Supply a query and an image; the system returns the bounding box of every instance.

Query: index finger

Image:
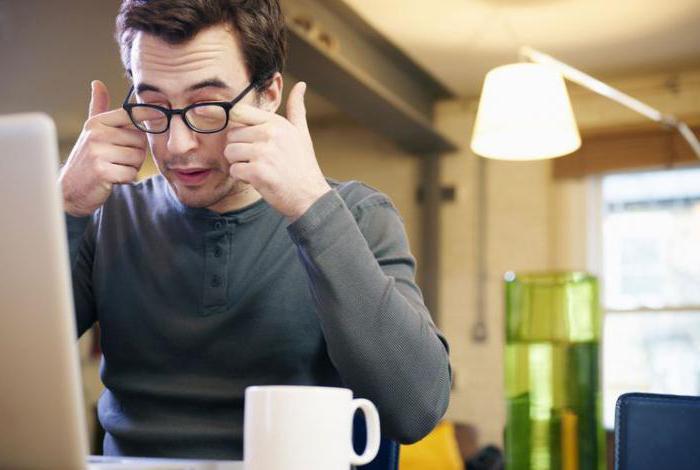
[229,103,276,127]
[95,107,162,130]
[91,107,135,129]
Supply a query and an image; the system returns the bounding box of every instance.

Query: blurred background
[2,0,699,469]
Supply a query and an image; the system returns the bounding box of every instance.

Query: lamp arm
[675,120,700,159]
[519,46,700,159]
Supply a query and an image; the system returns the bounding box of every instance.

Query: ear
[256,72,283,113]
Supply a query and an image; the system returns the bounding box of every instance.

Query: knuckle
[243,169,258,184]
[261,141,275,157]
[84,117,99,131]
[94,161,111,181]
[90,142,107,159]
[223,143,234,159]
[262,125,276,141]
[125,168,138,183]
[94,162,107,180]
[272,124,284,140]
[259,159,273,175]
[87,127,104,142]
[134,151,146,165]
[248,145,260,160]
[84,140,98,156]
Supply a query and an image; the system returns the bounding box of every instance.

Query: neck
[207,181,263,213]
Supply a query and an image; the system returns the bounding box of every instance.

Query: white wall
[310,116,424,270]
[435,98,557,445]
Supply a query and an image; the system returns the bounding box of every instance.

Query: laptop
[0,113,242,470]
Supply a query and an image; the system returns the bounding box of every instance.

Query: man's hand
[224,81,331,221]
[59,80,151,217]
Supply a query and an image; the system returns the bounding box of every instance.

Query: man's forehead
[129,27,247,92]
[135,77,231,95]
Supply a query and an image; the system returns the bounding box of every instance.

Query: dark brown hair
[116,0,287,90]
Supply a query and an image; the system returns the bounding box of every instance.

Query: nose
[166,114,198,157]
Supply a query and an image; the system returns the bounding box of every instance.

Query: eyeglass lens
[129,104,229,133]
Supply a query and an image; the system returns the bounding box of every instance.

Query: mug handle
[349,398,381,466]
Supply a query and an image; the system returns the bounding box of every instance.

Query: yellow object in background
[562,409,580,470]
[399,420,464,470]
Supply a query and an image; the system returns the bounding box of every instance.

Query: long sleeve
[65,212,98,337]
[287,187,452,444]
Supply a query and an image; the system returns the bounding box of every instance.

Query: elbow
[394,367,452,444]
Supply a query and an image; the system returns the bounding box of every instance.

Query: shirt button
[214,221,224,230]
[211,275,221,288]
[214,247,223,258]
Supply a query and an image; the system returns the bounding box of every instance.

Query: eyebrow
[135,78,232,95]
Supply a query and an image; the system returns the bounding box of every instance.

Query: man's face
[129,25,273,211]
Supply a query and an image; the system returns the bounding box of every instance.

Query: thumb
[285,81,309,135]
[88,80,111,118]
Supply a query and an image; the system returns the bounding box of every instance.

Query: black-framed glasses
[122,79,260,134]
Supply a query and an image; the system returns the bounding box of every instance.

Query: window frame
[593,168,700,429]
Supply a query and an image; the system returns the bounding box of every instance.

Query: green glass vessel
[504,271,605,470]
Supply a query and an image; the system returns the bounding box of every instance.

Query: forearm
[65,213,98,337]
[66,213,91,269]
[288,189,451,443]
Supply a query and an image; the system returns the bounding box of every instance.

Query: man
[60,0,451,459]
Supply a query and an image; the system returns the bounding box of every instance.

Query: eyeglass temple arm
[122,86,135,107]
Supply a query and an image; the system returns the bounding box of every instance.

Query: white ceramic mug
[244,385,381,470]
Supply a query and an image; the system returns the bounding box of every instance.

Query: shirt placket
[202,218,233,313]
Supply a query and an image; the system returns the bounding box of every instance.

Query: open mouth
[172,168,212,185]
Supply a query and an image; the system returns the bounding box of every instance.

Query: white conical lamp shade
[470,63,581,160]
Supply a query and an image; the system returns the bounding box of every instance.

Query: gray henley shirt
[66,175,451,459]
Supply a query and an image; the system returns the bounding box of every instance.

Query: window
[601,167,700,428]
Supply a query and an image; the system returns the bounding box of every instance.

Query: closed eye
[141,101,169,108]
